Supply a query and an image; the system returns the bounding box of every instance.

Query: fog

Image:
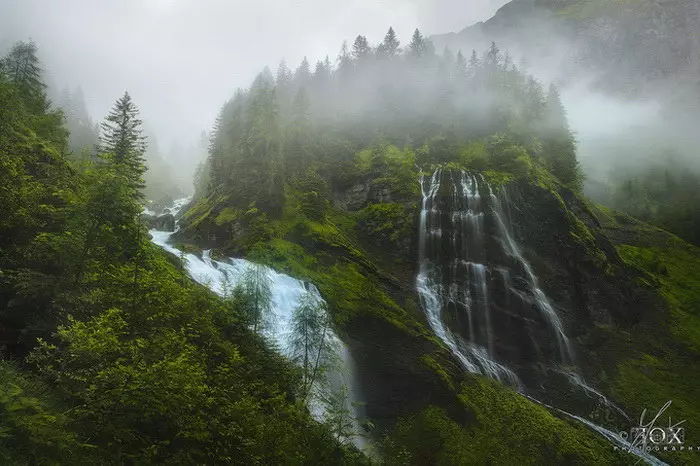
[3,0,698,201]
[0,0,507,149]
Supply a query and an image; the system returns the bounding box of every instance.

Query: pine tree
[408,29,426,58]
[378,27,400,59]
[541,84,581,189]
[456,50,467,79]
[485,41,501,67]
[323,385,357,449]
[290,291,337,400]
[352,35,371,61]
[276,60,292,86]
[238,264,274,334]
[295,57,312,85]
[0,41,47,113]
[99,92,147,197]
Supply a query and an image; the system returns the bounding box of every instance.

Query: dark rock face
[143,213,176,232]
[333,182,370,211]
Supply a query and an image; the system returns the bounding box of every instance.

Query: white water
[525,395,668,466]
[149,213,367,450]
[417,168,520,387]
[417,170,667,465]
[490,184,574,363]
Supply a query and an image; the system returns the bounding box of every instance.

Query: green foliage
[0,360,93,465]
[98,92,148,198]
[381,378,631,465]
[605,165,700,247]
[357,203,414,251]
[236,264,274,334]
[592,208,700,462]
[0,43,364,464]
[290,292,338,400]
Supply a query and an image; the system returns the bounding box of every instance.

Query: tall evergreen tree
[290,291,337,401]
[408,29,426,58]
[276,59,292,86]
[352,35,372,61]
[455,50,467,79]
[98,92,147,197]
[295,57,312,85]
[378,27,400,59]
[0,40,46,113]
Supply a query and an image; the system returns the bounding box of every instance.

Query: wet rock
[143,213,176,232]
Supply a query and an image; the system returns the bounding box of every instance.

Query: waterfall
[417,170,668,465]
[149,206,367,450]
[417,168,520,387]
[417,168,577,382]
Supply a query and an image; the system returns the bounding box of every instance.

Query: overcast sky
[0,0,508,151]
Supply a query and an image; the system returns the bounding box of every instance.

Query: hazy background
[0,0,508,149]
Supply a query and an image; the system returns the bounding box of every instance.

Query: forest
[2,6,700,466]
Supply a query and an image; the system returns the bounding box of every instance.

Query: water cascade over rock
[149,203,367,450]
[417,169,668,466]
[418,168,573,388]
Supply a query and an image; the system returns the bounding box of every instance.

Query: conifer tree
[295,57,312,85]
[276,59,292,86]
[455,50,467,79]
[290,291,337,400]
[99,92,147,197]
[0,40,46,113]
[378,27,400,59]
[352,35,371,61]
[408,29,426,58]
[233,264,274,335]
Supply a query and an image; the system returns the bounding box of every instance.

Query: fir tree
[378,27,400,59]
[290,291,337,401]
[0,40,47,113]
[408,29,426,58]
[99,92,147,197]
[352,35,371,61]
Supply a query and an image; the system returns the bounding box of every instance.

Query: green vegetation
[0,41,365,464]
[380,376,632,465]
[592,207,700,461]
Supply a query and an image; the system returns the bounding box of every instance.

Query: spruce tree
[99,92,147,197]
[352,35,371,61]
[379,27,400,58]
[0,40,47,113]
[290,291,337,400]
[409,29,426,58]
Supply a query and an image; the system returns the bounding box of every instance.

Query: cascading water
[149,204,367,450]
[416,169,667,465]
[418,168,575,387]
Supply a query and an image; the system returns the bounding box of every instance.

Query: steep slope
[175,154,700,463]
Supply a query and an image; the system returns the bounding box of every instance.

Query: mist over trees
[200,28,581,212]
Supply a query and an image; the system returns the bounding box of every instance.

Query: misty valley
[2,1,700,465]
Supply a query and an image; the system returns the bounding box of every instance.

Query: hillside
[432,0,700,94]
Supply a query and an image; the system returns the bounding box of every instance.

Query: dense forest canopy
[202,29,581,212]
[0,39,366,464]
[2,3,700,463]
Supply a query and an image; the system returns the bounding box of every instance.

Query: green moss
[383,377,632,465]
[420,355,456,391]
[357,202,415,252]
[457,377,632,465]
[482,169,515,186]
[214,207,241,226]
[601,225,700,462]
[617,243,700,353]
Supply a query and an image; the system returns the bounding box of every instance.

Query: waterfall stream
[148,202,367,450]
[416,168,666,465]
